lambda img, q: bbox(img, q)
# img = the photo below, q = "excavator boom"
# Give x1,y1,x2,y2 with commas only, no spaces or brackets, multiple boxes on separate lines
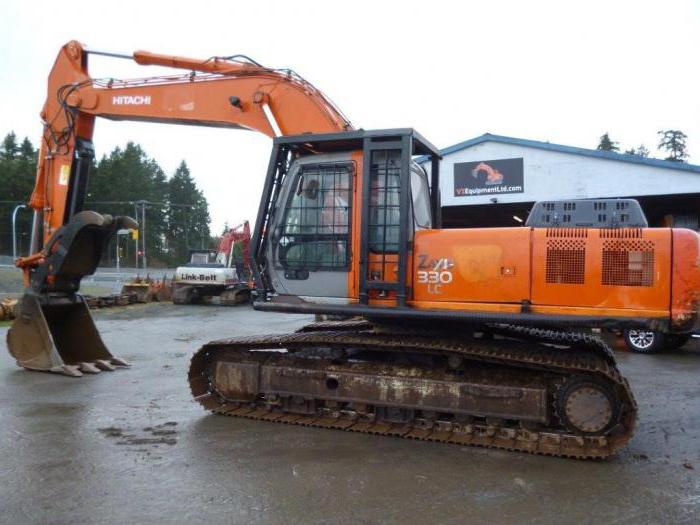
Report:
8,41,351,376
29,40,351,249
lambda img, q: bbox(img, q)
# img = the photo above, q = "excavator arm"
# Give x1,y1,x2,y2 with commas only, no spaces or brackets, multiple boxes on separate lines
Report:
8,40,352,376
29,40,351,252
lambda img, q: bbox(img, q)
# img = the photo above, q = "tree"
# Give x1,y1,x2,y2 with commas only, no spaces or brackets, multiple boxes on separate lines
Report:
657,130,688,162
624,144,650,157
19,137,35,161
0,132,37,256
1,132,19,160
88,142,169,266
0,132,211,266
597,133,619,152
166,161,211,263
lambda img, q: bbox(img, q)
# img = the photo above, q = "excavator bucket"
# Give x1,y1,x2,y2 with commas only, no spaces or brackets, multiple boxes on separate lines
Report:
7,294,128,377
6,211,136,377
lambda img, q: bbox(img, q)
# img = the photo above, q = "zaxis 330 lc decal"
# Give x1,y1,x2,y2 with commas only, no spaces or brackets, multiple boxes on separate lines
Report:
416,255,455,295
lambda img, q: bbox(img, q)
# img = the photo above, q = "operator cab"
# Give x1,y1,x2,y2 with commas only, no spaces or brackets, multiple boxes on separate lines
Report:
185,249,223,268
255,128,441,306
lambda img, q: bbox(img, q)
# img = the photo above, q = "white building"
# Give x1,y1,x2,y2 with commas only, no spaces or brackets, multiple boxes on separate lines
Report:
419,134,700,229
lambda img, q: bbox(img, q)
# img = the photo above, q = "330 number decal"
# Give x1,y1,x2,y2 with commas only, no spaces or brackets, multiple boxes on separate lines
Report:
416,256,455,294
417,270,453,284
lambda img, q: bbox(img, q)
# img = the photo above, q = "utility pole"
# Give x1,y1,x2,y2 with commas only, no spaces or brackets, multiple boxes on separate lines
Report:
199,210,205,249
12,204,27,259
184,209,189,254
133,202,139,268
139,200,148,269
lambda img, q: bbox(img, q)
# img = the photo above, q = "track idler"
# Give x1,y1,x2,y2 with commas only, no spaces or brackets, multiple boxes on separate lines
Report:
6,211,135,377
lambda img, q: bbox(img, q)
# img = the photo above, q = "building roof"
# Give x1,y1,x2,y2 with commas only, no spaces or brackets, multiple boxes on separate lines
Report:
417,133,700,174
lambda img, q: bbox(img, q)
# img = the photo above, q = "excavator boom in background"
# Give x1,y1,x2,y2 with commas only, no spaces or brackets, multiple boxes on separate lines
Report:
7,41,700,458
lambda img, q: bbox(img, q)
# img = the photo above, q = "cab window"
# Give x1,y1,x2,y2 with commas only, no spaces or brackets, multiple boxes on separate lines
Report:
281,163,353,271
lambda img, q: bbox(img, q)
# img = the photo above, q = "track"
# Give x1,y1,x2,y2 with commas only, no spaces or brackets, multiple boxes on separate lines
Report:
189,322,636,459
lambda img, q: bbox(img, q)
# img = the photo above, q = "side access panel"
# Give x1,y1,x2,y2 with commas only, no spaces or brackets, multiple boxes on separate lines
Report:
412,228,531,304
671,228,700,331
531,228,671,311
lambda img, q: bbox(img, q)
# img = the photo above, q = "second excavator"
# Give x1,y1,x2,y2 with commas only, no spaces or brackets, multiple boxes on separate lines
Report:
7,41,700,458
172,221,253,305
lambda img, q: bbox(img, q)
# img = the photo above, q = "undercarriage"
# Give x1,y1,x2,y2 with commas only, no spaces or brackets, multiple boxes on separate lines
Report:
189,319,636,459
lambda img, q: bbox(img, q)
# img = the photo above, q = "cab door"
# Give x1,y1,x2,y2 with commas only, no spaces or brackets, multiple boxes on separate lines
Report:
266,153,355,300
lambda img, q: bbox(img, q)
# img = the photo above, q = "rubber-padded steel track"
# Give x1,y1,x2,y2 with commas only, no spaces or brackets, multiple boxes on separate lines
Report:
188,324,636,459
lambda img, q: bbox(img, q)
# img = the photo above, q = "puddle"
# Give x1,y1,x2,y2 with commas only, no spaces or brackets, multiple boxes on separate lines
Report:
22,404,83,417
98,421,178,446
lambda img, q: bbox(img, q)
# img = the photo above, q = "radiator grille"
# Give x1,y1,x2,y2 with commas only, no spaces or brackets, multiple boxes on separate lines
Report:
546,239,586,284
602,240,654,287
599,228,643,239
546,228,588,238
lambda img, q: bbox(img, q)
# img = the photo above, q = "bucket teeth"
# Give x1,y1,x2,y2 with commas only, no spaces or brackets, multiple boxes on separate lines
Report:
79,362,102,374
110,357,131,367
51,365,83,377
94,360,117,371
48,360,126,376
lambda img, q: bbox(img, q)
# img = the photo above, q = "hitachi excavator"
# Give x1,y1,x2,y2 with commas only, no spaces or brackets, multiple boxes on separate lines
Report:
6,41,700,459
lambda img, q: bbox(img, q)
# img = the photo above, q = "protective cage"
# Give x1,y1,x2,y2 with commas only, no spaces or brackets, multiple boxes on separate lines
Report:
250,128,442,306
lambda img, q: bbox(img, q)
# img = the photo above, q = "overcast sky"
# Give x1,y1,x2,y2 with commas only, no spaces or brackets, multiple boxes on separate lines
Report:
1,0,698,232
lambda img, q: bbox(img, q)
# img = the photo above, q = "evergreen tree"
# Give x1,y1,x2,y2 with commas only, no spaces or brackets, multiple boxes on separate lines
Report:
657,130,688,162
624,144,650,157
166,161,211,263
597,133,619,152
0,133,37,256
1,132,19,160
88,142,170,265
19,137,35,161
0,132,211,265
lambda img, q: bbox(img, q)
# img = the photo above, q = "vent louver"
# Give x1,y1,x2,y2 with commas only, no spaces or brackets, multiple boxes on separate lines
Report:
602,240,654,287
546,239,586,285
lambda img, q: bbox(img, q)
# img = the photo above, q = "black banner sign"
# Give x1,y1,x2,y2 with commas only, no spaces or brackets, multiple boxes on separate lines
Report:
454,158,524,197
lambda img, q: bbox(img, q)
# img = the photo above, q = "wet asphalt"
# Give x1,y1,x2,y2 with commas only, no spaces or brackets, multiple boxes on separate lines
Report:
0,303,698,524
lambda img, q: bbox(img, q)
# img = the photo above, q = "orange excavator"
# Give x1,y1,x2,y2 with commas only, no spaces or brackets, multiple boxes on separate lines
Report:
6,41,700,458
